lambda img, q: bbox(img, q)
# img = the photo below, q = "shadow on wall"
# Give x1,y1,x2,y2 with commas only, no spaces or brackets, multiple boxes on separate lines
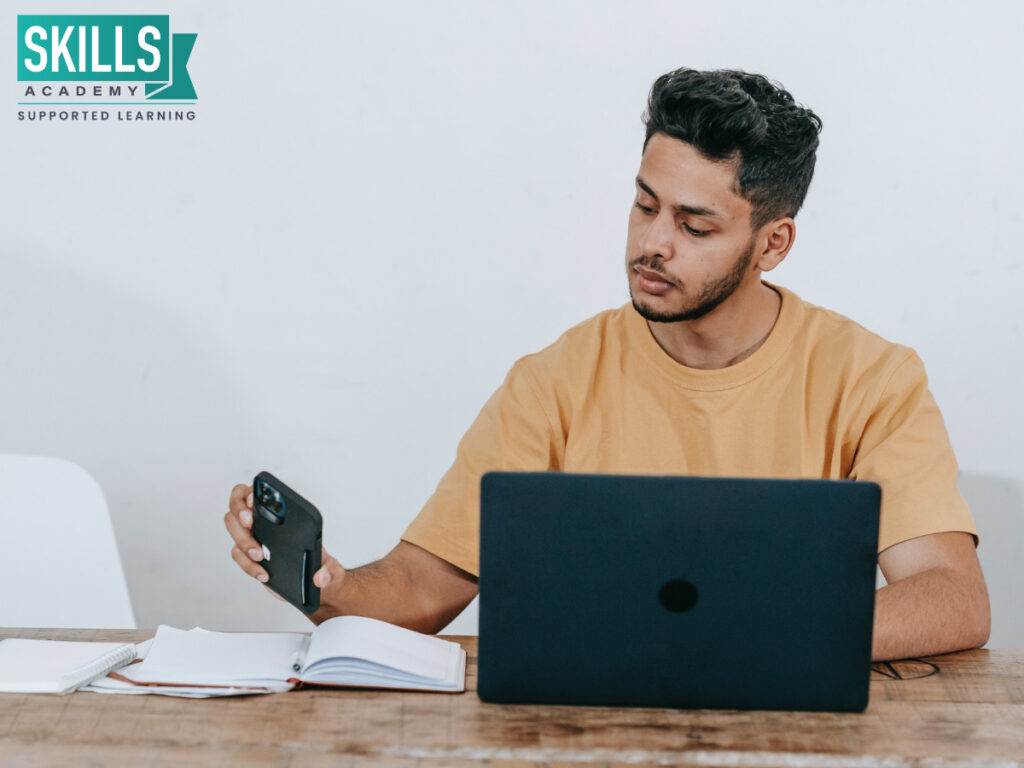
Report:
0,252,296,630
959,472,1024,650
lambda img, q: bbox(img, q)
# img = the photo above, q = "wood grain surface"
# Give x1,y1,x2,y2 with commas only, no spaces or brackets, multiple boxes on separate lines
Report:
1,628,1021,767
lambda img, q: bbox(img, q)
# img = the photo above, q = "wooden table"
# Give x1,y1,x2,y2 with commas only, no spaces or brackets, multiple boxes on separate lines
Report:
2,629,1022,767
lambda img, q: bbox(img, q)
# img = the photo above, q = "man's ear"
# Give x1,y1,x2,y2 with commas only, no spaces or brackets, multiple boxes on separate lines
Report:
753,217,796,273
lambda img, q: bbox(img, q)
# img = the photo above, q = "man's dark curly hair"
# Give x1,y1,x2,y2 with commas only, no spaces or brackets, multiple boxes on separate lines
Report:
643,68,823,230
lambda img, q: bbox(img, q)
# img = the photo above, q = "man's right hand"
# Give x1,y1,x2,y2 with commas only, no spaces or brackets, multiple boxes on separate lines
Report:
225,482,477,632
224,483,347,593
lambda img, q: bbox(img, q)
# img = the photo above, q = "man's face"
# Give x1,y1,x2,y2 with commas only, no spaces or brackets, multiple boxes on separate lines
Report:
626,133,759,323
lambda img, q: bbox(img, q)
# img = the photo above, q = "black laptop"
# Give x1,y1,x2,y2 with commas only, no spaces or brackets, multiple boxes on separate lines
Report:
478,472,880,712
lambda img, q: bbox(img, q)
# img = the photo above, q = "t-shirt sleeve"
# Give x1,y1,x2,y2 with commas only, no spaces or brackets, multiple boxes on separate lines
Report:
400,358,563,576
849,351,977,552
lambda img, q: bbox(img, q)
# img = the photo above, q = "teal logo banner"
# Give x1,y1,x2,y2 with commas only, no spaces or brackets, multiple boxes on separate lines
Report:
17,14,197,100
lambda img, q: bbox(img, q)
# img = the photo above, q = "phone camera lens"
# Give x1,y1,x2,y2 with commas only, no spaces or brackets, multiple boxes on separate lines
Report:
269,490,285,517
253,479,287,525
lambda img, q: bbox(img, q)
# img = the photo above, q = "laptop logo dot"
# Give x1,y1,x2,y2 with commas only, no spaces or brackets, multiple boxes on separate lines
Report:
659,579,698,612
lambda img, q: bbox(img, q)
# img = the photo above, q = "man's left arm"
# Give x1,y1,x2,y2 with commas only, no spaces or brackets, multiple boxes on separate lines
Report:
873,531,990,661
847,349,987,661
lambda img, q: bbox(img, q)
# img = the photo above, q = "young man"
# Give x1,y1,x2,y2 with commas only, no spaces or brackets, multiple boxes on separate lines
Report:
225,68,989,661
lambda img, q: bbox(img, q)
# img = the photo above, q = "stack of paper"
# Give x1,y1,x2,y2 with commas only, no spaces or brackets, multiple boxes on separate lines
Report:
85,636,279,697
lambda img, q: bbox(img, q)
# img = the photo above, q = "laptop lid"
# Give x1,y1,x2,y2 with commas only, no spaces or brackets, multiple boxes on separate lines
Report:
478,472,880,712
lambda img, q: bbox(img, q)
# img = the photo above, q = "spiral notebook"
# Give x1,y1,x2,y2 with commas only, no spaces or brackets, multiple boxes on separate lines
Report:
0,638,137,694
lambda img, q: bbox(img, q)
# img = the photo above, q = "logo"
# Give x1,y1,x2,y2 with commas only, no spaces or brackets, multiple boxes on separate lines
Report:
16,14,198,123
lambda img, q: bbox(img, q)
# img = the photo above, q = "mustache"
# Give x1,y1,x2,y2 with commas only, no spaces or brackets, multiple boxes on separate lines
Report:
629,256,676,285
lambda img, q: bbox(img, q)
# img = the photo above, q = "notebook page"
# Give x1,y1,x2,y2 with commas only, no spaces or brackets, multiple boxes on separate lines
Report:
130,626,308,685
303,616,455,681
0,639,134,694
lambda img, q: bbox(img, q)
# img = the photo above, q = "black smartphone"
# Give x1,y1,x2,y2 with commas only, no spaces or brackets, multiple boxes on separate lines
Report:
251,471,323,614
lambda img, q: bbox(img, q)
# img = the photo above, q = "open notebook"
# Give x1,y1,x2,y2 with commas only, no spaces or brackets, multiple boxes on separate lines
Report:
91,615,465,697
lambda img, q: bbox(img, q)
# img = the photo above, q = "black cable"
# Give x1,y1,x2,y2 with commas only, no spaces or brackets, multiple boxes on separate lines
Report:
871,658,940,680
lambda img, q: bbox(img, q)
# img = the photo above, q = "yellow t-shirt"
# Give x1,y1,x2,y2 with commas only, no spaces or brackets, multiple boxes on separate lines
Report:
402,284,977,576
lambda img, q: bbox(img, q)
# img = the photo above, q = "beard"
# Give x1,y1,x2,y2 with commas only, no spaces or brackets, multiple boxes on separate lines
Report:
628,236,756,323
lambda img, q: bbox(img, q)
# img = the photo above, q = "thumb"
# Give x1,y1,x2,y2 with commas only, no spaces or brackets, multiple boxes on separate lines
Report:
314,549,346,588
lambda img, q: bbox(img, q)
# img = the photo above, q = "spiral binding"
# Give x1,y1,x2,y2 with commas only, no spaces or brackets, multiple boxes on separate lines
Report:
59,643,137,693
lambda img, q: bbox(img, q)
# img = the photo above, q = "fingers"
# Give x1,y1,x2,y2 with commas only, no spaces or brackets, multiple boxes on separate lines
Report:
230,483,252,509
314,551,347,589
231,545,268,583
226,482,263,576
224,506,262,558
229,483,254,526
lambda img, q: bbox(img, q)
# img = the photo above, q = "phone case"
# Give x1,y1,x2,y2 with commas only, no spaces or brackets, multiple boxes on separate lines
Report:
251,471,322,614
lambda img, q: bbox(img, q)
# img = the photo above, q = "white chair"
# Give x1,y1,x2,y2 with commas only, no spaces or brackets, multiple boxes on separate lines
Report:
0,455,136,628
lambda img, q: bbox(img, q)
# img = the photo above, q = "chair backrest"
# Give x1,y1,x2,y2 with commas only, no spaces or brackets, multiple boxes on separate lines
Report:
0,455,136,628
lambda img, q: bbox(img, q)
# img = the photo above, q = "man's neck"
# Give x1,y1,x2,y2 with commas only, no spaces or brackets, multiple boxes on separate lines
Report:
646,280,782,370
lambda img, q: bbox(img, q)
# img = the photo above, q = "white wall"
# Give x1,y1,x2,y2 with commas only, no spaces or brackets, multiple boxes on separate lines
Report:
2,1,1021,645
